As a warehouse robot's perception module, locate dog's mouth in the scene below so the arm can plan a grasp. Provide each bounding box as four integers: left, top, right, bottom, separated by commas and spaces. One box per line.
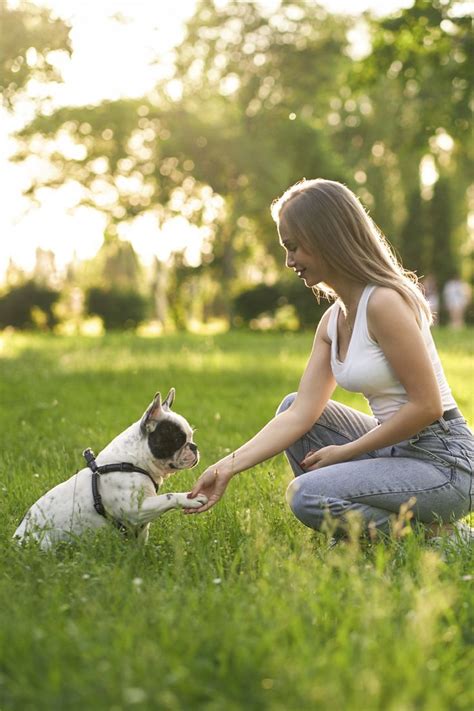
168, 453, 199, 471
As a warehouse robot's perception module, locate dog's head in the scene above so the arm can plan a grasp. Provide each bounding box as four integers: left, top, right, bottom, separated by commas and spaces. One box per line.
139, 389, 199, 472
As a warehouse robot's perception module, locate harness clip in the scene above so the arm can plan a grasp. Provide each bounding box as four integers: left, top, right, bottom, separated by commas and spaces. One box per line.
83, 448, 98, 472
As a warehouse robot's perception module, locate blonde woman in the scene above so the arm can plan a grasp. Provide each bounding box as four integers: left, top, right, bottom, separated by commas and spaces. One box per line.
188, 179, 473, 541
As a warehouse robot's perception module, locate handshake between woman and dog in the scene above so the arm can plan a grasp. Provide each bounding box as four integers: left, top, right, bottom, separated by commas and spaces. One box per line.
14, 389, 208, 549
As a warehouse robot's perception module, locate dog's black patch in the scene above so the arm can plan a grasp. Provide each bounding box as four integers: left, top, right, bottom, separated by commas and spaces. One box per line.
147, 420, 186, 459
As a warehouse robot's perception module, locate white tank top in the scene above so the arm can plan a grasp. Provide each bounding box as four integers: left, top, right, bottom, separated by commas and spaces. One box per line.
327, 285, 456, 422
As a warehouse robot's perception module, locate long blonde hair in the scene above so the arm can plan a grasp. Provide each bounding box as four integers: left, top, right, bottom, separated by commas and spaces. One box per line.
271, 178, 432, 323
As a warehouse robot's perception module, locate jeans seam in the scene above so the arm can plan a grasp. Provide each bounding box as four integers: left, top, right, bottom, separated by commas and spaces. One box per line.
349, 477, 455, 500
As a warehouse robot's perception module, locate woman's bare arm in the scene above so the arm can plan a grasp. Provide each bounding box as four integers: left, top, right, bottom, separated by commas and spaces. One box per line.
187, 309, 336, 511
302, 288, 443, 470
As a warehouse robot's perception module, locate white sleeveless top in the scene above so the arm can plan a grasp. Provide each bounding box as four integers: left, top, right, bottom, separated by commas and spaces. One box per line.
327, 285, 456, 422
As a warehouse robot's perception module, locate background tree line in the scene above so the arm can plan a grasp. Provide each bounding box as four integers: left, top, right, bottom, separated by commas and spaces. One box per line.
1, 0, 472, 331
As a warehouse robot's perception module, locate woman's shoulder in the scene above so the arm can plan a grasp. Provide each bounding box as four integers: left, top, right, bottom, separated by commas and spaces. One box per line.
367, 286, 421, 336
367, 286, 413, 316
318, 302, 338, 344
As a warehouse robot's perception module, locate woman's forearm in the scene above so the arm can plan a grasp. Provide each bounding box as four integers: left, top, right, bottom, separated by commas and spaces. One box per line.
344, 400, 443, 460
214, 408, 311, 478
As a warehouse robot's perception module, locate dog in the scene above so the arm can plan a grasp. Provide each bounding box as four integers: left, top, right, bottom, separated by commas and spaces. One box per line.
14, 388, 207, 549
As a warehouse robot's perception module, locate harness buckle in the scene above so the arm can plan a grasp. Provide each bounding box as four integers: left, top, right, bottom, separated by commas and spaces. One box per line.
83, 448, 98, 472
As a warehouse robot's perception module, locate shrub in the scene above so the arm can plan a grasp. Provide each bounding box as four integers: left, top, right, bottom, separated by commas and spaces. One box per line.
233, 280, 329, 329
0, 281, 59, 329
85, 287, 147, 330
233, 284, 281, 323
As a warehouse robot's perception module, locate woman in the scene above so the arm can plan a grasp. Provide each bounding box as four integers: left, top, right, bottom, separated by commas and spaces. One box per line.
187, 179, 473, 540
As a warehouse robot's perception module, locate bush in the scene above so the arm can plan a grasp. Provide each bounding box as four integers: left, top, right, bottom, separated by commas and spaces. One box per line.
0, 281, 59, 329
233, 280, 329, 330
233, 284, 281, 323
85, 287, 147, 330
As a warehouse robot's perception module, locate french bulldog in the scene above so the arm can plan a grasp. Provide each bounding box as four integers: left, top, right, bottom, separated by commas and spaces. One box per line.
14, 388, 207, 549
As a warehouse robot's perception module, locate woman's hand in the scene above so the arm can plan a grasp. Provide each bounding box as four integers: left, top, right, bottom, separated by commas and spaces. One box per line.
184, 465, 232, 514
300, 444, 352, 471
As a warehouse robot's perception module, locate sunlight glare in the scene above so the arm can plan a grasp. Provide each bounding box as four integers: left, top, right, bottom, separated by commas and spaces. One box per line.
2, 0, 414, 281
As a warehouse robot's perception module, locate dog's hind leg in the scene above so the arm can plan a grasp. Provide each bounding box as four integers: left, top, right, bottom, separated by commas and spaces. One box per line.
136, 524, 150, 544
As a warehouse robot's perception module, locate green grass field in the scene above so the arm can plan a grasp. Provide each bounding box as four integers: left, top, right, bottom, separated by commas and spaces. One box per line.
0, 329, 473, 711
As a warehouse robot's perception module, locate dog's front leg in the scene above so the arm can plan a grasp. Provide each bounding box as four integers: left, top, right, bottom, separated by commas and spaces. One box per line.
130, 493, 208, 526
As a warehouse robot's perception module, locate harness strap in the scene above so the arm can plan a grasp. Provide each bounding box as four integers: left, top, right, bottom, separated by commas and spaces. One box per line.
92, 461, 158, 491
83, 448, 158, 531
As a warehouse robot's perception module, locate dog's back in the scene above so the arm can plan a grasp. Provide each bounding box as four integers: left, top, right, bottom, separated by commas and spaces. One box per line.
14, 469, 104, 547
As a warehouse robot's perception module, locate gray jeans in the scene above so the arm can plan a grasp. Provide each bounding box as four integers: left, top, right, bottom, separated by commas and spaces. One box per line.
277, 394, 474, 537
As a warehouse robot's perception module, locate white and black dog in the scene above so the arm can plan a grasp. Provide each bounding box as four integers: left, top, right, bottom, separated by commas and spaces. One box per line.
14, 388, 207, 549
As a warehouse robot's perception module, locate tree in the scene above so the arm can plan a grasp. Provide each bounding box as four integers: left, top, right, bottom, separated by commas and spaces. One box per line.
0, 1, 71, 108
359, 0, 472, 156
97, 232, 144, 291
13, 1, 352, 324
399, 189, 427, 275
350, 0, 472, 256
430, 178, 456, 291
11, 0, 470, 326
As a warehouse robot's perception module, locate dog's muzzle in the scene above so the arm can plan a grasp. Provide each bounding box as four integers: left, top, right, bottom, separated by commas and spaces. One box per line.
170, 443, 199, 470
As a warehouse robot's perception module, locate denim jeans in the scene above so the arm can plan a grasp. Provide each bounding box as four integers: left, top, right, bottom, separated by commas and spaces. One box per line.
277, 394, 474, 537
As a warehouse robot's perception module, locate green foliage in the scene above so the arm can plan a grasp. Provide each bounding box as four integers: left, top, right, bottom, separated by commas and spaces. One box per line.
0, 280, 59, 329
357, 0, 472, 153
344, 0, 472, 262
0, 331, 473, 709
431, 178, 457, 287
0, 1, 71, 108
85, 287, 147, 330
96, 233, 144, 291
7, 0, 473, 328
234, 284, 282, 323
399, 189, 426, 274
233, 280, 328, 329
13, 0, 352, 323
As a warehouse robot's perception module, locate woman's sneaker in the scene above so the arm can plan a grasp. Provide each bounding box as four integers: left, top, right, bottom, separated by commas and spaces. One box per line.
448, 521, 474, 543
429, 521, 474, 556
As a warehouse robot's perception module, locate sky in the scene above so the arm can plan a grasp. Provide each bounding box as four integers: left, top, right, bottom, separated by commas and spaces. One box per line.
0, 0, 414, 280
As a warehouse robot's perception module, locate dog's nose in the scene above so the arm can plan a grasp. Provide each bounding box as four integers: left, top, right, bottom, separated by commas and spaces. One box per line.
189, 442, 197, 454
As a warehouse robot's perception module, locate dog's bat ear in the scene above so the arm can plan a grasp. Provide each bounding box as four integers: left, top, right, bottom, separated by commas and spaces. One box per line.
140, 392, 162, 434
163, 387, 175, 409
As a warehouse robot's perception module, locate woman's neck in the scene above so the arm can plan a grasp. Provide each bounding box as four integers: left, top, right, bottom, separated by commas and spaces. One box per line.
327, 277, 367, 316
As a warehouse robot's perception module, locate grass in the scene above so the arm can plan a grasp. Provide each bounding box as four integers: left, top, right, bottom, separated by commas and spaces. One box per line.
0, 328, 473, 711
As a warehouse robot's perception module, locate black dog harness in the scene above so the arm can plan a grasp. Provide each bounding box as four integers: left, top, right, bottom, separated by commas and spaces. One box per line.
83, 448, 158, 531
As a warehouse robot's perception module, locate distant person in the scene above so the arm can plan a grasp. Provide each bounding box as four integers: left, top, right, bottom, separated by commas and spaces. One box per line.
421, 274, 439, 326
188, 179, 473, 544
443, 275, 471, 329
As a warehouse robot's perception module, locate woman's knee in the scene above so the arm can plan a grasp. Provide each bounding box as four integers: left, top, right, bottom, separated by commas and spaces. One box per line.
276, 392, 297, 417
286, 478, 325, 529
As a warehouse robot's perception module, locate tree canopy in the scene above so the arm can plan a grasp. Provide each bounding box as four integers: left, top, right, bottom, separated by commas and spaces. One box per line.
4, 0, 473, 327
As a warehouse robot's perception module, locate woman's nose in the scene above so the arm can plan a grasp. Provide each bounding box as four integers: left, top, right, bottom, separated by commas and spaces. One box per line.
286, 253, 295, 268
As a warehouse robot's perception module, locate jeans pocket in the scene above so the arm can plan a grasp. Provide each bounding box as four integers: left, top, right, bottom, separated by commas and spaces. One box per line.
443, 440, 474, 476
408, 433, 453, 469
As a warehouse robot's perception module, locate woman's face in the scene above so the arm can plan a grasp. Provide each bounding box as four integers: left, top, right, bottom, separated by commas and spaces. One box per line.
279, 224, 328, 288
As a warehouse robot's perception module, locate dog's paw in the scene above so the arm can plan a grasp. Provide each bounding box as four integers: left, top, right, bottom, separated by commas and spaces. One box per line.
182, 493, 208, 509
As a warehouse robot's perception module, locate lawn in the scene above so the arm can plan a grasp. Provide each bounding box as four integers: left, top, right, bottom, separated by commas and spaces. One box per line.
0, 329, 473, 711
